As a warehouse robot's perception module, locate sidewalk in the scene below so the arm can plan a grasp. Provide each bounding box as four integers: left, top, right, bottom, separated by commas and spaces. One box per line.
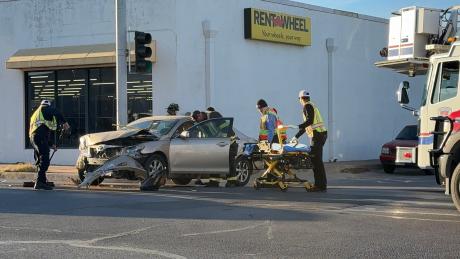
0, 160, 381, 183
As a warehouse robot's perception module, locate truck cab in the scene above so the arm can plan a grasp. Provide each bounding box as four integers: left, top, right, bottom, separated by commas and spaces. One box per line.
376, 6, 460, 212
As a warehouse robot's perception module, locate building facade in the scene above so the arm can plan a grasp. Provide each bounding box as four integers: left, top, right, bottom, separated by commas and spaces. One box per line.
0, 0, 422, 164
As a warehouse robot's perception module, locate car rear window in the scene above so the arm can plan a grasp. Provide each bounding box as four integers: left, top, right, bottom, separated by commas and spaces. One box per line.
396, 125, 418, 140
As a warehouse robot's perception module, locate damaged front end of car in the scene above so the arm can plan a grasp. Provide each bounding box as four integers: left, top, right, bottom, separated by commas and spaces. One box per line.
78, 144, 168, 191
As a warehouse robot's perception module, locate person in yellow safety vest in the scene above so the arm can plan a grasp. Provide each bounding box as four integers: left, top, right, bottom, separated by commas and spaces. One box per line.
29, 100, 70, 190
291, 90, 328, 192
256, 99, 287, 144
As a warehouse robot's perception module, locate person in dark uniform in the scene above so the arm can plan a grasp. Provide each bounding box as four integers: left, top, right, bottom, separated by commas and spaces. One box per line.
206, 106, 223, 119
292, 90, 328, 192
29, 100, 70, 190
166, 103, 179, 116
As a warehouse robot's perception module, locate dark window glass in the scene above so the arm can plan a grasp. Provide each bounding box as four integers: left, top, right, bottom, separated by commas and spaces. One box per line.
431, 61, 459, 104
56, 69, 87, 147
89, 68, 116, 133
25, 67, 152, 148
396, 125, 418, 140
25, 71, 56, 147
127, 72, 152, 122
188, 119, 232, 139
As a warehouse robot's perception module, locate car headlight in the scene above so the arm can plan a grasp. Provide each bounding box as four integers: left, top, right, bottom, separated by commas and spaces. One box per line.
381, 147, 390, 155
79, 137, 91, 157
123, 145, 145, 159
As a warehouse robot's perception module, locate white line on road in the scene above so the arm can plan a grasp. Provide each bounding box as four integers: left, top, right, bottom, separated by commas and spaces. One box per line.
0, 224, 187, 259
182, 221, 269, 237
267, 221, 274, 240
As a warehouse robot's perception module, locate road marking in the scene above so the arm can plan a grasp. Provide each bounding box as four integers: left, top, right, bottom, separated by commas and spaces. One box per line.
267, 221, 273, 240
0, 225, 187, 259
0, 240, 186, 259
182, 221, 269, 237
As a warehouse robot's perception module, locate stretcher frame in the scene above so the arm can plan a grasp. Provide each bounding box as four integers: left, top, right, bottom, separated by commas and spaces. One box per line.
246, 126, 314, 192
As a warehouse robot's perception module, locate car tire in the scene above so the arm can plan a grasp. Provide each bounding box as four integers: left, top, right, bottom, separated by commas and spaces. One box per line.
450, 163, 460, 213
141, 154, 168, 191
234, 156, 252, 186
171, 178, 192, 186
78, 168, 104, 186
383, 165, 395, 174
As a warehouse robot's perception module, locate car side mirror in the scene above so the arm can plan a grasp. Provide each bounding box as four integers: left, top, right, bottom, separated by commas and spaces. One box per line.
179, 131, 190, 139
397, 81, 410, 104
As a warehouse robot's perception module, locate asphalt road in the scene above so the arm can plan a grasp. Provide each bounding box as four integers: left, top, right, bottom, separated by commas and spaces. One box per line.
0, 168, 459, 258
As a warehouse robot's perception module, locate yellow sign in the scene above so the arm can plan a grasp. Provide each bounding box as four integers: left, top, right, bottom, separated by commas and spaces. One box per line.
244, 8, 311, 46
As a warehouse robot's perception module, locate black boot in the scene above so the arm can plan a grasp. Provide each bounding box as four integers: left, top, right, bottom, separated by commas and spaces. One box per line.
34, 181, 53, 190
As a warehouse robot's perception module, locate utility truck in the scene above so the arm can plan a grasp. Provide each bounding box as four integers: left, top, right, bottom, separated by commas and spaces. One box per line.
375, 6, 460, 212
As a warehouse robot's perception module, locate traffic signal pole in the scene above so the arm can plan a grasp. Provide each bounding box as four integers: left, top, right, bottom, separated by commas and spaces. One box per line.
115, 0, 128, 129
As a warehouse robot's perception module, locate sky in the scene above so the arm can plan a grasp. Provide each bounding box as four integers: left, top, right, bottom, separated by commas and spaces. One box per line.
297, 0, 458, 18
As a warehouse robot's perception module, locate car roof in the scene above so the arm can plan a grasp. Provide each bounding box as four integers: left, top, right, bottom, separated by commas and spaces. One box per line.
130, 115, 191, 123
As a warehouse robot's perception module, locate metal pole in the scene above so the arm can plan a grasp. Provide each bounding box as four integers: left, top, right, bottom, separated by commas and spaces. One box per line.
116, 0, 128, 129
326, 38, 336, 162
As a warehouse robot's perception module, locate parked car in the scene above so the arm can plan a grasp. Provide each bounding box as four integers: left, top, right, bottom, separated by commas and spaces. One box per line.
76, 116, 257, 189
380, 125, 418, 174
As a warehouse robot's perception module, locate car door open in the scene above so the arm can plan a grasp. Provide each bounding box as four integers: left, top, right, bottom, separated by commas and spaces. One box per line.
169, 118, 234, 174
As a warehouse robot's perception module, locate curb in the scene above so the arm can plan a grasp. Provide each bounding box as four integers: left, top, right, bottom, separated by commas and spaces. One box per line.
0, 171, 76, 183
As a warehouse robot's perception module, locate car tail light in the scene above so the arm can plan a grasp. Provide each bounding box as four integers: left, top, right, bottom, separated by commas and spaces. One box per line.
403, 152, 412, 158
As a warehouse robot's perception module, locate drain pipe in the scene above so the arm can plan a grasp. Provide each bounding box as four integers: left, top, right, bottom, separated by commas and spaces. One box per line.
202, 20, 218, 107
326, 38, 336, 162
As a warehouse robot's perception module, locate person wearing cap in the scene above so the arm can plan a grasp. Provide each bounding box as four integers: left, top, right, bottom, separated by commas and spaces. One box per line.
166, 103, 179, 116
29, 100, 70, 190
206, 107, 223, 119
293, 90, 328, 192
256, 99, 287, 144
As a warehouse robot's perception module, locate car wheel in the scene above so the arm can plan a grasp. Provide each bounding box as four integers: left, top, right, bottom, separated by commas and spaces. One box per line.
234, 157, 252, 186
450, 163, 460, 213
172, 178, 192, 186
78, 168, 104, 186
383, 165, 395, 174
140, 154, 167, 191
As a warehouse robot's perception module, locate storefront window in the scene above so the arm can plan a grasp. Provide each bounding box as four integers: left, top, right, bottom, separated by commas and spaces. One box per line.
57, 69, 87, 147
128, 72, 153, 122
25, 68, 152, 148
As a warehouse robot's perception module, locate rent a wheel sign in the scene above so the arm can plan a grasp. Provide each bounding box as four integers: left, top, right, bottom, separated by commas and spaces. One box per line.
244, 8, 311, 46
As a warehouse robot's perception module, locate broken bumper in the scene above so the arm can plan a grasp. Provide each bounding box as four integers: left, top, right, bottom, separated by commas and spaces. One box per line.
78, 155, 147, 188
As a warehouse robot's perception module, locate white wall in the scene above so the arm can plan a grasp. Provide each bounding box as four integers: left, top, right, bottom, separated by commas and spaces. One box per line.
0, 0, 423, 164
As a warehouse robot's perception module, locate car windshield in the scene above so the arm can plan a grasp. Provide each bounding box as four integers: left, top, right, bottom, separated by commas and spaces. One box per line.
125, 119, 178, 136
396, 125, 418, 140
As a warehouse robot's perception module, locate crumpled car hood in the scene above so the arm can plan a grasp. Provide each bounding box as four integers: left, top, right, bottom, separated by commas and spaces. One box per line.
84, 129, 143, 146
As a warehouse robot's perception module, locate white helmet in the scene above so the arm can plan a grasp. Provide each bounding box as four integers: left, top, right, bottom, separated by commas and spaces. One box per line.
298, 90, 310, 98
41, 100, 51, 106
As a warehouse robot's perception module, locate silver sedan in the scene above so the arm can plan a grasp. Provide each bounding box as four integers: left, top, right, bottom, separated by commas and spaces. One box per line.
77, 116, 256, 190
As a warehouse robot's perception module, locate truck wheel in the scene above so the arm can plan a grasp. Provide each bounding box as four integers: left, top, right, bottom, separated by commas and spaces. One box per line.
171, 178, 192, 185
450, 164, 460, 212
383, 165, 395, 174
78, 168, 104, 186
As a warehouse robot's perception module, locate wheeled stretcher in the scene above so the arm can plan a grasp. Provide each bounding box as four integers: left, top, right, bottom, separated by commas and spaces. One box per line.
243, 126, 314, 192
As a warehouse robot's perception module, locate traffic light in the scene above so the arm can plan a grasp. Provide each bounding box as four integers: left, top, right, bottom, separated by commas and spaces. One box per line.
134, 31, 152, 73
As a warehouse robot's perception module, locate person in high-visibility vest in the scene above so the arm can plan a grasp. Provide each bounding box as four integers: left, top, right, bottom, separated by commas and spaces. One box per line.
292, 90, 328, 192
257, 99, 287, 144
29, 100, 70, 190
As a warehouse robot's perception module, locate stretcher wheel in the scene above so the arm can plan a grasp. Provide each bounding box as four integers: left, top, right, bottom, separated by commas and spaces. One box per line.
304, 182, 313, 191
278, 182, 288, 192
253, 181, 261, 190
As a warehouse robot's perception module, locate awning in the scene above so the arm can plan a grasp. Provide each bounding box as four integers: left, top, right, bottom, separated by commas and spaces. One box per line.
6, 42, 156, 70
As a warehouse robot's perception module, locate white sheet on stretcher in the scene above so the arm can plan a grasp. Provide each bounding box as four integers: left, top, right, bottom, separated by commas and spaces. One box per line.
271, 143, 311, 153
